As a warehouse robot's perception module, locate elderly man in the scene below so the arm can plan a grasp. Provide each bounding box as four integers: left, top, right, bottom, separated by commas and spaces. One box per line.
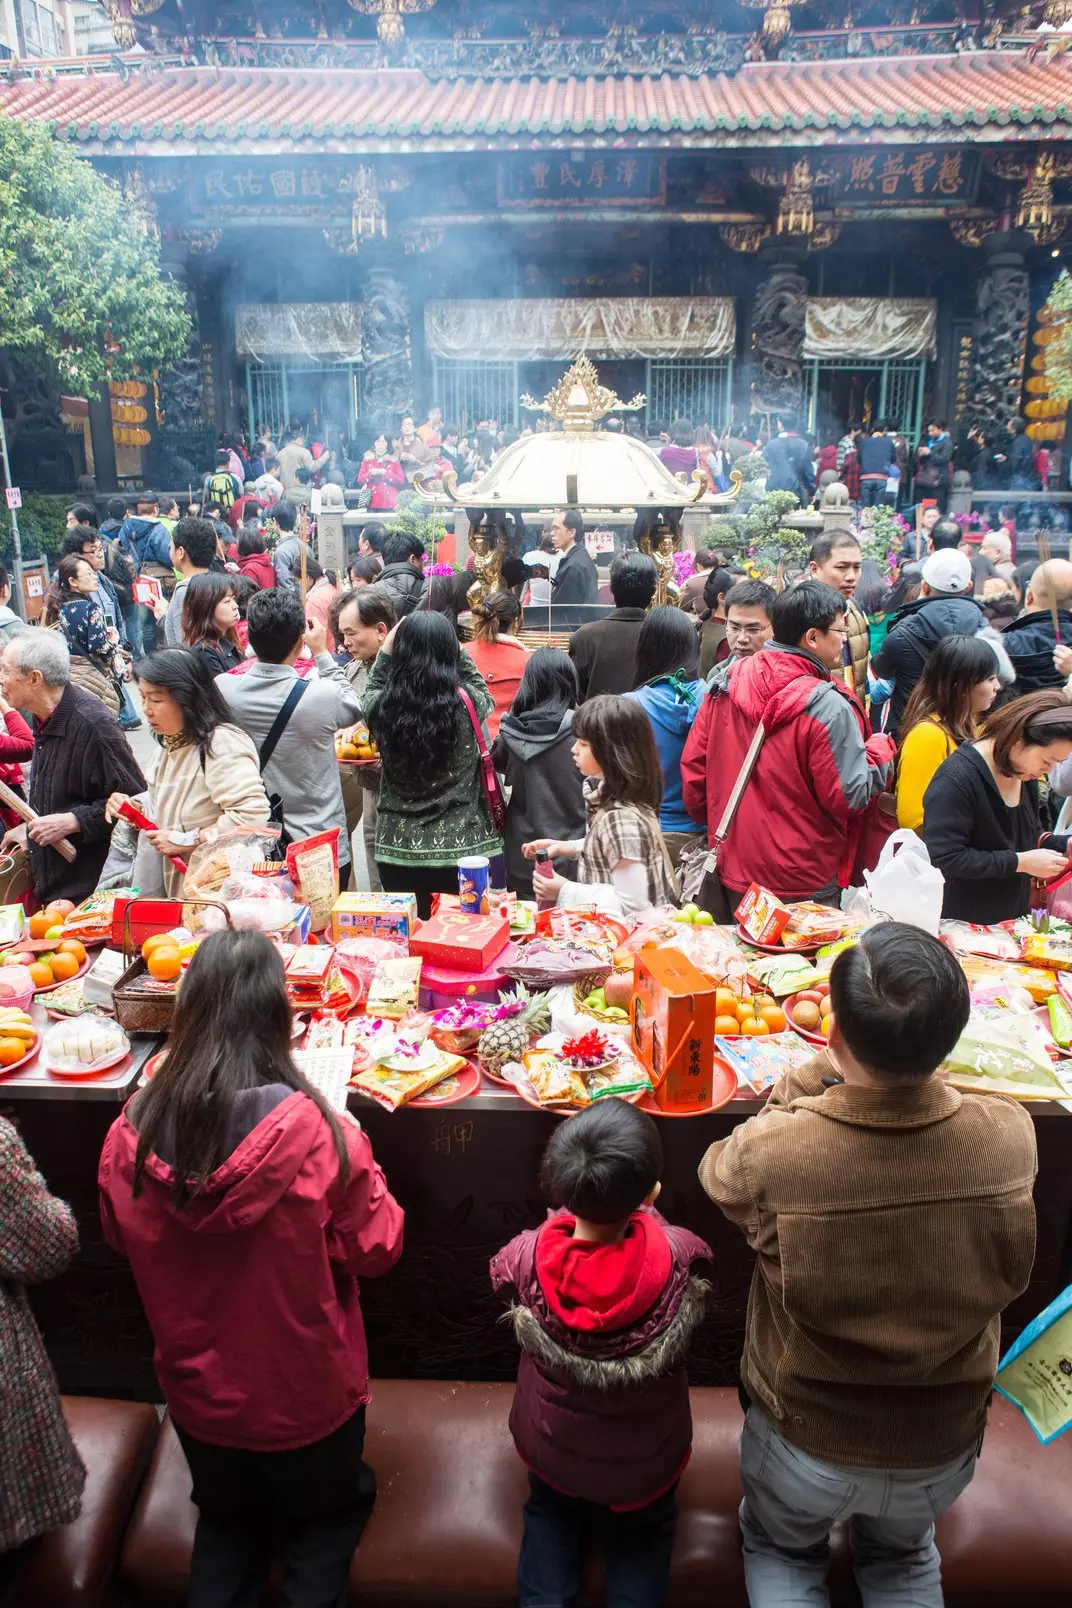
0, 631, 145, 906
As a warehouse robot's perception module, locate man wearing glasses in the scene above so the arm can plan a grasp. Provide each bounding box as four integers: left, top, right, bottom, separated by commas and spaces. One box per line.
723, 579, 776, 662
681, 581, 895, 919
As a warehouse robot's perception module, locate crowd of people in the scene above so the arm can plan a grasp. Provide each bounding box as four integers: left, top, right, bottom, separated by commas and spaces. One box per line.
2, 409, 1071, 1608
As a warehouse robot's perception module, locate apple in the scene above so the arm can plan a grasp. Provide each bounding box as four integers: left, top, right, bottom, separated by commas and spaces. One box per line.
693, 910, 714, 926
672, 909, 694, 924
44, 925, 64, 941
45, 900, 75, 919
604, 972, 633, 1009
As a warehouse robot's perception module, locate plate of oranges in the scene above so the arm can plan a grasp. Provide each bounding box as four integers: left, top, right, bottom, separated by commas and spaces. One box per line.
3, 939, 91, 995
712, 987, 789, 1039
335, 730, 379, 765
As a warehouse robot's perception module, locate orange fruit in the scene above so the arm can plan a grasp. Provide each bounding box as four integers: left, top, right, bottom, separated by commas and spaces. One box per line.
753, 992, 776, 1011
142, 934, 178, 961
27, 962, 53, 989
0, 1035, 27, 1065
760, 1004, 787, 1033
147, 948, 182, 983
735, 999, 756, 1023
740, 1017, 769, 1036
820, 1014, 833, 1038
49, 954, 79, 983
57, 939, 87, 965
714, 988, 739, 1015
28, 913, 53, 940
714, 1013, 741, 1036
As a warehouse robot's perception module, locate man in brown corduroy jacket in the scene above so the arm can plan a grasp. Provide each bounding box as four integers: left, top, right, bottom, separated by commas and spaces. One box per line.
700, 923, 1037, 1608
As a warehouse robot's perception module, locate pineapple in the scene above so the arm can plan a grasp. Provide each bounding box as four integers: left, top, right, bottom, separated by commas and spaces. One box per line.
478, 983, 551, 1075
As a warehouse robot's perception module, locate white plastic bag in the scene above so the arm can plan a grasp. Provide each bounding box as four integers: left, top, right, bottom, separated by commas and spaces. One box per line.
863, 829, 944, 936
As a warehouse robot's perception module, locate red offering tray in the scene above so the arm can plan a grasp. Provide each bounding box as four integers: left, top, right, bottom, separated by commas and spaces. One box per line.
0, 1033, 41, 1077
783, 990, 830, 1047
3, 952, 94, 995
735, 925, 819, 957
637, 1056, 738, 1117
408, 1061, 482, 1108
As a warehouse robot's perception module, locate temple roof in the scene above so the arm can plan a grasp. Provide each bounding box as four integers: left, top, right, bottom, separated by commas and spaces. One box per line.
1, 50, 1069, 153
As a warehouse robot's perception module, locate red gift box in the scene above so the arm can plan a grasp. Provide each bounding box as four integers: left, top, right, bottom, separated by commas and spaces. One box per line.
410, 910, 510, 972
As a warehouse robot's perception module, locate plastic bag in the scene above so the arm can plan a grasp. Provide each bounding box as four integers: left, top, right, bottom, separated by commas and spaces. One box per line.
996, 1284, 1072, 1443
1045, 865, 1072, 925
43, 1015, 129, 1073
182, 825, 282, 928
862, 829, 944, 936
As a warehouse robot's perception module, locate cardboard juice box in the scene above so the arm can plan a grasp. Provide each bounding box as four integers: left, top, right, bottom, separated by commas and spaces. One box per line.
410, 910, 510, 971
330, 892, 417, 944
0, 904, 25, 945
632, 947, 717, 1113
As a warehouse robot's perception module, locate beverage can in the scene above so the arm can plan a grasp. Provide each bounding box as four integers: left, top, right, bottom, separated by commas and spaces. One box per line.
457, 856, 491, 915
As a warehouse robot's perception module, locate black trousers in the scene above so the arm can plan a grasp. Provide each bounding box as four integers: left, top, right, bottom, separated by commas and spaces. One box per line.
175, 1408, 376, 1608
376, 860, 459, 921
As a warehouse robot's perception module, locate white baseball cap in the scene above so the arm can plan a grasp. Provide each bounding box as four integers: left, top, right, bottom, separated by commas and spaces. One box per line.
922, 549, 972, 595
522, 550, 551, 568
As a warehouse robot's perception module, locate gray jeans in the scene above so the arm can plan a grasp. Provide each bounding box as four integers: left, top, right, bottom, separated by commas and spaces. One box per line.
739, 1406, 980, 1608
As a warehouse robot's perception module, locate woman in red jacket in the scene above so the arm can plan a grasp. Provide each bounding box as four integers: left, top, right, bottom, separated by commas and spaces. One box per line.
98, 930, 404, 1608
357, 434, 405, 512
0, 686, 33, 831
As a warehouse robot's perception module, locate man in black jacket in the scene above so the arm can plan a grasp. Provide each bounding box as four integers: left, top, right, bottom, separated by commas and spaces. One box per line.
872, 549, 1011, 737
0, 630, 145, 906
1003, 559, 1072, 695
569, 551, 657, 700
762, 419, 815, 505
375, 531, 428, 617
550, 510, 599, 605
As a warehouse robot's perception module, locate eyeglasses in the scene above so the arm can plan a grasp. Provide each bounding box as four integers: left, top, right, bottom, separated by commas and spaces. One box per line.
726, 621, 768, 637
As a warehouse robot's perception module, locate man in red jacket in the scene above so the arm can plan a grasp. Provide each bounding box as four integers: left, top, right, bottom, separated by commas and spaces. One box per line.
681, 580, 895, 918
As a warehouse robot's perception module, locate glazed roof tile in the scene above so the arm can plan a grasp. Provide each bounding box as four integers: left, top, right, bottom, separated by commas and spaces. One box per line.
0, 50, 1069, 150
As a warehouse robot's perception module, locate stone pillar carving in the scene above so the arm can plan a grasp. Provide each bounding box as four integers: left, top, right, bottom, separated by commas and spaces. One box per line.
749, 241, 808, 421
360, 265, 413, 436
317, 484, 347, 576
968, 230, 1031, 430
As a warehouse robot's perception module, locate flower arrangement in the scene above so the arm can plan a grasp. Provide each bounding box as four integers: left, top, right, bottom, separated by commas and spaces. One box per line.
561, 1028, 614, 1068
672, 549, 696, 587
423, 562, 455, 577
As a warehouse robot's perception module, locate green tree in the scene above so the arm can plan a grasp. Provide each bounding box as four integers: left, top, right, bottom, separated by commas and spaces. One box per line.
0, 116, 190, 432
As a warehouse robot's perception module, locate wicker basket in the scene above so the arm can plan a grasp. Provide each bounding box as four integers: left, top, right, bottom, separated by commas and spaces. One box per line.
112, 898, 232, 1035
519, 630, 573, 652
572, 972, 630, 1025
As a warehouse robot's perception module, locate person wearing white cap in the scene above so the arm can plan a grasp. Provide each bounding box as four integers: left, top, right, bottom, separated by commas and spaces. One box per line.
521, 548, 553, 608
871, 548, 1013, 737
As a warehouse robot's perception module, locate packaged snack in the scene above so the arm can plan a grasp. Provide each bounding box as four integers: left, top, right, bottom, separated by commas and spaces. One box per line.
633, 948, 718, 1113
735, 884, 792, 946
43, 1015, 129, 1073
996, 1284, 1072, 1443
285, 947, 352, 1013
524, 1049, 583, 1107
504, 938, 611, 991
781, 902, 846, 947
942, 921, 1022, 962
303, 1014, 347, 1051
334, 934, 408, 990
942, 1013, 1065, 1100
286, 829, 341, 934
747, 955, 823, 999
331, 892, 416, 944
350, 1044, 464, 1111
1022, 933, 1072, 971
715, 1030, 816, 1093
0, 904, 25, 945
1048, 994, 1072, 1050
366, 956, 423, 1018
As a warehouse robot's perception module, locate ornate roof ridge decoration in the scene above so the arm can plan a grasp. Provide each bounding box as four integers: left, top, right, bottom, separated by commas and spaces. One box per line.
518, 356, 645, 433
346, 0, 437, 48
6, 53, 1072, 152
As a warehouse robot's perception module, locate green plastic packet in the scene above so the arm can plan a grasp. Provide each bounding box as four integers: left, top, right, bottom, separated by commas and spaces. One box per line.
1047, 994, 1072, 1050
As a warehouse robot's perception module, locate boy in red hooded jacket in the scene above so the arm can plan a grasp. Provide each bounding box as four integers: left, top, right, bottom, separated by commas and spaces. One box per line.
491, 1099, 710, 1607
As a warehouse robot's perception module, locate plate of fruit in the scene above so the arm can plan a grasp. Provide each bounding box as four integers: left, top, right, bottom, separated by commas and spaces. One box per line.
3, 937, 91, 994
712, 986, 788, 1039
335, 729, 379, 766
0, 1007, 40, 1074
784, 988, 834, 1045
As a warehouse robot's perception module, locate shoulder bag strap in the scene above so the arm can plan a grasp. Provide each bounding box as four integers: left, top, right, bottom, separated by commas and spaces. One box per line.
708, 721, 767, 869
458, 686, 506, 830
258, 678, 309, 774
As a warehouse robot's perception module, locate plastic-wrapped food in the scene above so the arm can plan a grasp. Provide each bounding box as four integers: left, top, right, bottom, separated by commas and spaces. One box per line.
286, 829, 341, 934
183, 827, 282, 928
942, 1013, 1064, 1100
941, 922, 1022, 962
43, 1015, 129, 1073
334, 935, 408, 991
504, 938, 611, 990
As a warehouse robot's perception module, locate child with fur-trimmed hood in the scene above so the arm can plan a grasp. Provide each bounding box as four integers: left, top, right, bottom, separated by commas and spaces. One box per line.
490, 1098, 711, 1606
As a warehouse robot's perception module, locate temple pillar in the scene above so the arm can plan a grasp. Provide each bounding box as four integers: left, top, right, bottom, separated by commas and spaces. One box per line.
360, 263, 414, 437
87, 386, 118, 491
748, 240, 808, 425
967, 229, 1031, 430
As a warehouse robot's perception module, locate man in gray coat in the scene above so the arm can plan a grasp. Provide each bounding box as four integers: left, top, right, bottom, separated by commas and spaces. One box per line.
217, 589, 362, 878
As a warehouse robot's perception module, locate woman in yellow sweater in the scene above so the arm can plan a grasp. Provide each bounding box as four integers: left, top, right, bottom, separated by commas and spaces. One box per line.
896, 634, 1003, 830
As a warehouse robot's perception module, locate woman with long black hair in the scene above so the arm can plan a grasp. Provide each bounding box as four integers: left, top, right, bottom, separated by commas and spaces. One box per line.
99, 929, 403, 1608
181, 572, 244, 676
105, 649, 270, 897
895, 634, 1002, 831
626, 606, 706, 866
362, 611, 502, 916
